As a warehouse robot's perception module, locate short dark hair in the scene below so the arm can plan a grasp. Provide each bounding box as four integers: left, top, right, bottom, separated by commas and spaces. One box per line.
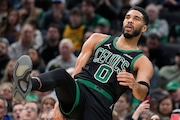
82, 0, 96, 8
48, 23, 61, 34
70, 7, 82, 16
129, 6, 149, 25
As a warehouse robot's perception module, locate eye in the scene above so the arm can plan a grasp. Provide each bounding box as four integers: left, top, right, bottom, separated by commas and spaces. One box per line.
134, 16, 141, 21
125, 15, 130, 19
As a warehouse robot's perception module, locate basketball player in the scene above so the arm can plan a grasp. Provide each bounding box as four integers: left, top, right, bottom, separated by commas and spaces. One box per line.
13, 6, 153, 120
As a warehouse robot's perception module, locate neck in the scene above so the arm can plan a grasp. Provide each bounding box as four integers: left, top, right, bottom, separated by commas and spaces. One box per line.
118, 110, 128, 120
117, 35, 140, 50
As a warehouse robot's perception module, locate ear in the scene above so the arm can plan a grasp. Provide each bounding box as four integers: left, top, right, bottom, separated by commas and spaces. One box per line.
142, 25, 148, 33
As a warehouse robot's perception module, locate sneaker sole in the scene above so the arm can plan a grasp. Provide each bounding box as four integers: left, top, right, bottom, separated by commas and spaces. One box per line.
13, 55, 32, 100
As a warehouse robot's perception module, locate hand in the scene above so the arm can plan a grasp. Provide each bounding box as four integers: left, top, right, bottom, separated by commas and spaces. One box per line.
132, 100, 150, 119
117, 70, 137, 89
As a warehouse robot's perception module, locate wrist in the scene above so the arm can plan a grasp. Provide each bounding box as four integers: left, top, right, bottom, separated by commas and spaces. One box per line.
131, 82, 139, 90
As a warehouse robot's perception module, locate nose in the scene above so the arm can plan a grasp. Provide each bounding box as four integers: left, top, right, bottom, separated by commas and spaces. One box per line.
127, 18, 133, 23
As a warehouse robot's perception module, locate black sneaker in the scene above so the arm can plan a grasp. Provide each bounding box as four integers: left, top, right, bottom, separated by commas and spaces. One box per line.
13, 55, 32, 100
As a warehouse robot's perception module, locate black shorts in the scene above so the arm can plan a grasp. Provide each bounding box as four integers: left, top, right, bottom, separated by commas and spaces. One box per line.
60, 79, 114, 120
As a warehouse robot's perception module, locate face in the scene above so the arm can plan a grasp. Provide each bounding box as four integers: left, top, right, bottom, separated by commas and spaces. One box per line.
53, 10, 62, 21
146, 6, 158, 22
146, 38, 159, 50
0, 0, 8, 12
138, 45, 149, 57
159, 98, 173, 116
8, 10, 19, 25
114, 95, 130, 112
151, 114, 160, 120
69, 14, 82, 26
47, 27, 60, 41
60, 42, 72, 60
42, 98, 55, 112
0, 99, 7, 119
169, 89, 180, 102
13, 104, 23, 120
21, 25, 34, 42
0, 84, 12, 100
94, 25, 110, 34
7, 60, 16, 77
0, 42, 8, 57
122, 10, 147, 39
21, 102, 39, 120
28, 48, 39, 63
175, 55, 180, 67
22, 0, 34, 10
140, 112, 151, 120
81, 1, 95, 15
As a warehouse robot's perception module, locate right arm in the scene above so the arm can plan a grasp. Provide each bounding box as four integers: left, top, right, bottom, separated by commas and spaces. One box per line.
72, 33, 107, 78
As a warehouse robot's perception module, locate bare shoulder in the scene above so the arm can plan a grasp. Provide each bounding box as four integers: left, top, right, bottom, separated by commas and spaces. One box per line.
134, 55, 153, 73
85, 33, 108, 45
136, 55, 153, 68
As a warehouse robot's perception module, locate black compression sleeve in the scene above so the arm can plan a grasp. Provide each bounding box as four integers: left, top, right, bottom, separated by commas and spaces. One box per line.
138, 81, 150, 96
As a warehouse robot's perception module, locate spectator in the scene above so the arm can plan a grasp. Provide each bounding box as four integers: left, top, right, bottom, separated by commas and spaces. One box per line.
157, 95, 173, 120
62, 7, 86, 52
96, 0, 122, 21
40, 0, 68, 35
12, 103, 23, 120
18, 0, 44, 25
27, 48, 45, 73
94, 18, 111, 34
166, 81, 180, 109
0, 60, 16, 84
124, 100, 151, 120
20, 101, 40, 120
158, 51, 180, 89
160, 0, 180, 11
40, 95, 56, 113
113, 93, 131, 120
8, 23, 35, 60
46, 38, 77, 72
81, 0, 104, 29
0, 82, 13, 113
149, 88, 169, 114
144, 4, 169, 43
0, 37, 10, 80
0, 95, 11, 120
39, 24, 60, 65
150, 114, 162, 120
27, 19, 43, 49
0, 0, 11, 25
0, 9, 21, 44
169, 24, 180, 43
95, 0, 122, 22
146, 33, 171, 69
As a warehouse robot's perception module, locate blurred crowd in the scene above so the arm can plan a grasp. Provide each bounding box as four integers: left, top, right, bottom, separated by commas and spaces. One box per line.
0, 0, 180, 120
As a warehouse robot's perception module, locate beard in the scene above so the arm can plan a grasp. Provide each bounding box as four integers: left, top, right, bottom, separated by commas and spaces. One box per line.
122, 28, 141, 39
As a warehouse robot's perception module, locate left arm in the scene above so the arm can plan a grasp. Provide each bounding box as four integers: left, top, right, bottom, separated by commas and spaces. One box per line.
117, 55, 153, 100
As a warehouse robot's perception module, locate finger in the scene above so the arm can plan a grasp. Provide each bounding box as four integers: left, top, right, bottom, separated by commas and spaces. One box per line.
119, 81, 129, 86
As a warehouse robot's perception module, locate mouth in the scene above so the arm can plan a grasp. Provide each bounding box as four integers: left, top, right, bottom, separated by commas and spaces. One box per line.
124, 25, 133, 32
